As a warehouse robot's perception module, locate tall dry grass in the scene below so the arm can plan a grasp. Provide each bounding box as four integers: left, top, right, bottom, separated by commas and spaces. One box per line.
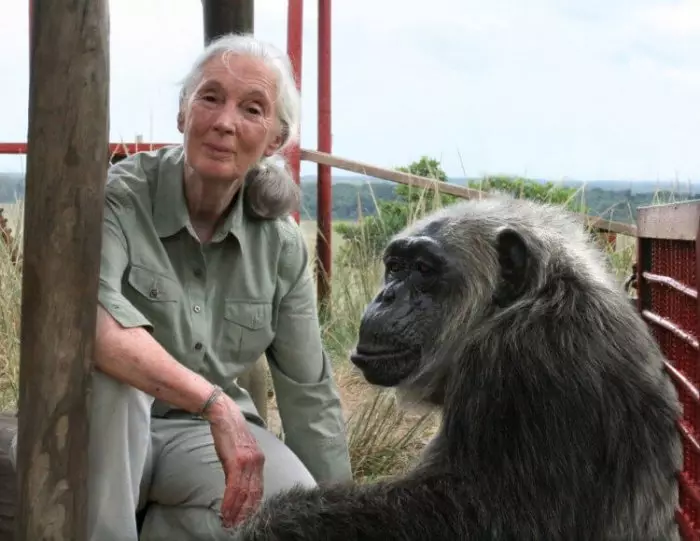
0, 201, 23, 411
301, 180, 648, 481
0, 181, 666, 483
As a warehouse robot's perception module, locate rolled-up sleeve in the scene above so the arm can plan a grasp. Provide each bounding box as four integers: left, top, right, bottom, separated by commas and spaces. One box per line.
265, 221, 353, 485
97, 195, 153, 332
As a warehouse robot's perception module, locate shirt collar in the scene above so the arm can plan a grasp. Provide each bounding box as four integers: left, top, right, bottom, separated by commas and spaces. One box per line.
152, 145, 248, 249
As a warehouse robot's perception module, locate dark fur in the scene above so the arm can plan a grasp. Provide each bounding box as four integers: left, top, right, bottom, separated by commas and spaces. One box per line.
231, 195, 682, 541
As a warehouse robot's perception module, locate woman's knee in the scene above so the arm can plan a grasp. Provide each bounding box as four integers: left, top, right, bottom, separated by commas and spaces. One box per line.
247, 423, 317, 497
139, 502, 227, 541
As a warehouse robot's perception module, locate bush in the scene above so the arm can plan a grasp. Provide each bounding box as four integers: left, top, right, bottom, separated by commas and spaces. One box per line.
0, 165, 637, 485
334, 157, 587, 268
469, 174, 584, 210
334, 157, 457, 267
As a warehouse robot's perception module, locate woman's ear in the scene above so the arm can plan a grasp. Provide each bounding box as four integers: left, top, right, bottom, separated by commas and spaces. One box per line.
177, 111, 185, 134
263, 121, 289, 157
263, 133, 284, 157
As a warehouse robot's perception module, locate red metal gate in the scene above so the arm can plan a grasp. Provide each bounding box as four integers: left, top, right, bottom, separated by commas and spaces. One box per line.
636, 200, 700, 540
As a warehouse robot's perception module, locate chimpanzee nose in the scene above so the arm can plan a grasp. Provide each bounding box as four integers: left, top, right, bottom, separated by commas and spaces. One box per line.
376, 283, 396, 304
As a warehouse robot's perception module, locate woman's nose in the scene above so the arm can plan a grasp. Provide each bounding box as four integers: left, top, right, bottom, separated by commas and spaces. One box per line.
213, 104, 240, 134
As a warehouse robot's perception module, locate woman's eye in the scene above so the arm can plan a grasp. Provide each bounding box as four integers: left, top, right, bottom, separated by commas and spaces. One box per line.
244, 102, 264, 115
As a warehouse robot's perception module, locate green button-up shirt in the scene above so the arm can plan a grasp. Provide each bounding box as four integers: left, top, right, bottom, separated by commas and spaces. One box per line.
97, 145, 352, 484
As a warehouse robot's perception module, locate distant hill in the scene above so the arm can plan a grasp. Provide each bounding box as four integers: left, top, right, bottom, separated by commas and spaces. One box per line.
302, 174, 700, 195
2, 171, 698, 224
299, 181, 700, 224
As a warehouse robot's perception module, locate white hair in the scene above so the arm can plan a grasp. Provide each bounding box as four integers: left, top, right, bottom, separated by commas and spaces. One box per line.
179, 32, 301, 152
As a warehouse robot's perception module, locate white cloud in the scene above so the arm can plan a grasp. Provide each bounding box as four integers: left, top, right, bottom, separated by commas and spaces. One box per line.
0, 0, 697, 181
638, 0, 700, 37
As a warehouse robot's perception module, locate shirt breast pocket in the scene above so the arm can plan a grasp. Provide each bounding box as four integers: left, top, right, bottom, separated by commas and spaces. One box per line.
125, 265, 180, 332
221, 301, 274, 366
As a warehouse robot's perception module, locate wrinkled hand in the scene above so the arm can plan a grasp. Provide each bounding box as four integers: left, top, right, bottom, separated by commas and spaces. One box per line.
206, 395, 265, 528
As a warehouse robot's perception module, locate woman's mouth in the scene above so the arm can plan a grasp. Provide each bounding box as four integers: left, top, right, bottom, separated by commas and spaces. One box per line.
204, 143, 234, 156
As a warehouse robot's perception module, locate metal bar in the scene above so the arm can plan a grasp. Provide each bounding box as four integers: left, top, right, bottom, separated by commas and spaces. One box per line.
29, 0, 34, 57
285, 0, 304, 224
302, 148, 487, 198
676, 508, 700, 541
678, 420, 700, 458
662, 359, 700, 404
643, 271, 698, 299
0, 140, 648, 238
300, 148, 639, 237
636, 237, 645, 315
0, 142, 173, 156
679, 471, 700, 517
316, 0, 332, 313
637, 200, 700, 242
642, 310, 699, 350
695, 210, 700, 380
202, 0, 254, 43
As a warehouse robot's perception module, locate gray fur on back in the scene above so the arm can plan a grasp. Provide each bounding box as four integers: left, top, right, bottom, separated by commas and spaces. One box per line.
232, 194, 683, 541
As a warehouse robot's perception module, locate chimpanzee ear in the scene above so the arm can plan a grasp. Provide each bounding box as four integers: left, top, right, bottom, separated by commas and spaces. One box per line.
493, 226, 529, 306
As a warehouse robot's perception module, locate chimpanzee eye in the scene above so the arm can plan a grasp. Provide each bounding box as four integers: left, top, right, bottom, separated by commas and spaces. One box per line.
385, 258, 402, 274
414, 260, 433, 274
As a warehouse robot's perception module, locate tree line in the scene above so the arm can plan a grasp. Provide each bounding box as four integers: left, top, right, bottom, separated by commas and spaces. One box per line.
2, 167, 698, 225
299, 177, 700, 224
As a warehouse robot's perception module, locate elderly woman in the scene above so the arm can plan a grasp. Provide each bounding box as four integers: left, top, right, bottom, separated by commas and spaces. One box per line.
9, 33, 352, 540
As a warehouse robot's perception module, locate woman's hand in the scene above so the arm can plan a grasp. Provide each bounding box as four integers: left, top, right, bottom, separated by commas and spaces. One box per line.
206, 394, 266, 528
94, 307, 266, 526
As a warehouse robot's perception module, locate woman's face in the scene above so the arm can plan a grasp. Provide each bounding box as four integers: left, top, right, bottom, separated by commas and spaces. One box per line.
179, 53, 283, 184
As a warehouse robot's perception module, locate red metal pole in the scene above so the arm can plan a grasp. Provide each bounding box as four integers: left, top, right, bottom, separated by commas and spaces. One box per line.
286, 0, 303, 224
316, 0, 332, 312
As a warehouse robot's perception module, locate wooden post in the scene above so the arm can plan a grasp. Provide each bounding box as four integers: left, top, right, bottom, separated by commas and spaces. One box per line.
202, 0, 254, 43
15, 1, 110, 539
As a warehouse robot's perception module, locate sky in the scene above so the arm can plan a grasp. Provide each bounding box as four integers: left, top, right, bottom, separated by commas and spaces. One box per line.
0, 0, 698, 182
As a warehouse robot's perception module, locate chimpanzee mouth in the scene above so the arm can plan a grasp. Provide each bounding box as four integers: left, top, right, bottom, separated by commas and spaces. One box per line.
349, 345, 421, 387
350, 340, 422, 361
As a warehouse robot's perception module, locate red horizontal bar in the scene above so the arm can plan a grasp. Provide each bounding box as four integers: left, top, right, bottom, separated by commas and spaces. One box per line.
0, 142, 174, 155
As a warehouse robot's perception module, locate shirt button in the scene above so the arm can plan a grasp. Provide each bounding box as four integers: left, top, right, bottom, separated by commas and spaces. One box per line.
194, 342, 203, 351
193, 305, 201, 313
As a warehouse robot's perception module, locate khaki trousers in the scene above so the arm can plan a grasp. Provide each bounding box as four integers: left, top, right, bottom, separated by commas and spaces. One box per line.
10, 370, 316, 540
